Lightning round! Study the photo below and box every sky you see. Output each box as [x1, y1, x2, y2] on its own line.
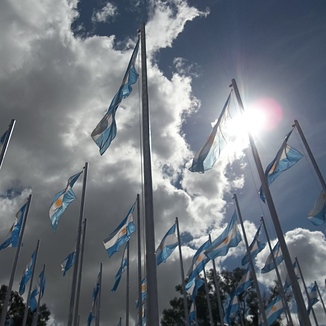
[0, 0, 326, 325]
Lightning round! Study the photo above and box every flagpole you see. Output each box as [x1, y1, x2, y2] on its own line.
[295, 257, 319, 325]
[22, 239, 40, 326]
[315, 281, 326, 316]
[293, 120, 326, 192]
[126, 241, 130, 326]
[0, 194, 32, 326]
[73, 218, 87, 326]
[68, 162, 88, 326]
[261, 216, 294, 325]
[208, 234, 224, 325]
[140, 22, 159, 325]
[202, 268, 214, 326]
[31, 264, 46, 326]
[233, 195, 268, 326]
[96, 263, 102, 326]
[0, 119, 16, 171]
[137, 194, 142, 326]
[175, 217, 189, 326]
[232, 78, 311, 326]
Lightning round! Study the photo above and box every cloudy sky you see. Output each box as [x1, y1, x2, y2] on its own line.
[1, 0, 326, 325]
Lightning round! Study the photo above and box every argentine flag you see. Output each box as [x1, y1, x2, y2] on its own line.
[156, 223, 178, 266]
[261, 241, 283, 274]
[308, 191, 326, 226]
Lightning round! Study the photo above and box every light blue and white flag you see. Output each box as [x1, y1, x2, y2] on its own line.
[19, 249, 37, 295]
[30, 269, 46, 312]
[0, 130, 8, 152]
[189, 301, 196, 325]
[156, 223, 178, 266]
[87, 270, 101, 326]
[234, 266, 252, 296]
[308, 191, 326, 226]
[0, 200, 28, 250]
[103, 202, 136, 257]
[49, 171, 83, 232]
[111, 243, 128, 292]
[261, 241, 283, 274]
[265, 295, 283, 325]
[283, 261, 299, 292]
[136, 278, 147, 309]
[186, 240, 211, 285]
[205, 211, 242, 261]
[61, 250, 76, 276]
[186, 277, 205, 301]
[259, 129, 303, 202]
[224, 294, 239, 325]
[189, 92, 232, 173]
[91, 38, 140, 155]
[242, 223, 265, 266]
[308, 283, 319, 315]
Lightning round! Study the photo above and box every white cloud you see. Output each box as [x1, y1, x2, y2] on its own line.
[92, 2, 117, 23]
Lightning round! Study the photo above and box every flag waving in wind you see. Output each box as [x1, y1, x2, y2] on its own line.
[308, 283, 319, 315]
[91, 37, 140, 155]
[111, 243, 128, 292]
[49, 171, 83, 232]
[19, 249, 37, 295]
[189, 92, 232, 173]
[0, 200, 28, 250]
[0, 130, 8, 153]
[259, 129, 303, 202]
[241, 223, 265, 266]
[156, 223, 178, 266]
[61, 250, 76, 276]
[103, 202, 136, 257]
[87, 270, 101, 326]
[308, 191, 326, 226]
[30, 269, 46, 312]
[205, 211, 242, 261]
[261, 241, 283, 274]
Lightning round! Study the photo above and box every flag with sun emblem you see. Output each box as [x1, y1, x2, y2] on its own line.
[156, 223, 178, 266]
[103, 202, 136, 257]
[49, 171, 83, 232]
[205, 211, 242, 260]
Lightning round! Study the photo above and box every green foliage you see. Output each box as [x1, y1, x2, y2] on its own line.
[0, 285, 50, 326]
[161, 268, 285, 326]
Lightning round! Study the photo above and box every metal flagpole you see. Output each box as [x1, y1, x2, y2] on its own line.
[126, 241, 130, 326]
[203, 268, 214, 325]
[294, 120, 326, 192]
[208, 234, 224, 325]
[137, 194, 143, 326]
[295, 257, 319, 326]
[0, 119, 16, 171]
[73, 219, 87, 326]
[140, 23, 159, 325]
[68, 162, 88, 326]
[232, 78, 311, 326]
[0, 194, 32, 326]
[261, 216, 294, 326]
[31, 264, 46, 326]
[96, 263, 102, 326]
[233, 194, 268, 326]
[22, 239, 40, 326]
[175, 217, 189, 326]
[315, 281, 326, 317]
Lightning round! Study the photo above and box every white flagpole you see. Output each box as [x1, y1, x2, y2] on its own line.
[0, 119, 16, 171]
[294, 120, 326, 192]
[261, 216, 294, 325]
[315, 281, 326, 317]
[140, 23, 159, 325]
[233, 194, 268, 326]
[202, 268, 214, 325]
[126, 241, 130, 326]
[208, 234, 224, 325]
[73, 218, 87, 325]
[175, 217, 189, 326]
[137, 194, 143, 326]
[295, 257, 319, 326]
[232, 78, 311, 326]
[0, 194, 32, 326]
[31, 264, 46, 326]
[95, 263, 102, 326]
[22, 239, 40, 326]
[68, 162, 88, 326]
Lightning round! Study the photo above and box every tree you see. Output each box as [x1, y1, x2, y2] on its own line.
[0, 285, 50, 326]
[161, 268, 284, 326]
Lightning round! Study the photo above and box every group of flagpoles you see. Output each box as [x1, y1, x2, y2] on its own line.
[22, 239, 40, 326]
[232, 79, 312, 325]
[0, 194, 32, 326]
[140, 22, 159, 325]
[68, 162, 88, 326]
[233, 194, 268, 326]
[0, 119, 15, 171]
